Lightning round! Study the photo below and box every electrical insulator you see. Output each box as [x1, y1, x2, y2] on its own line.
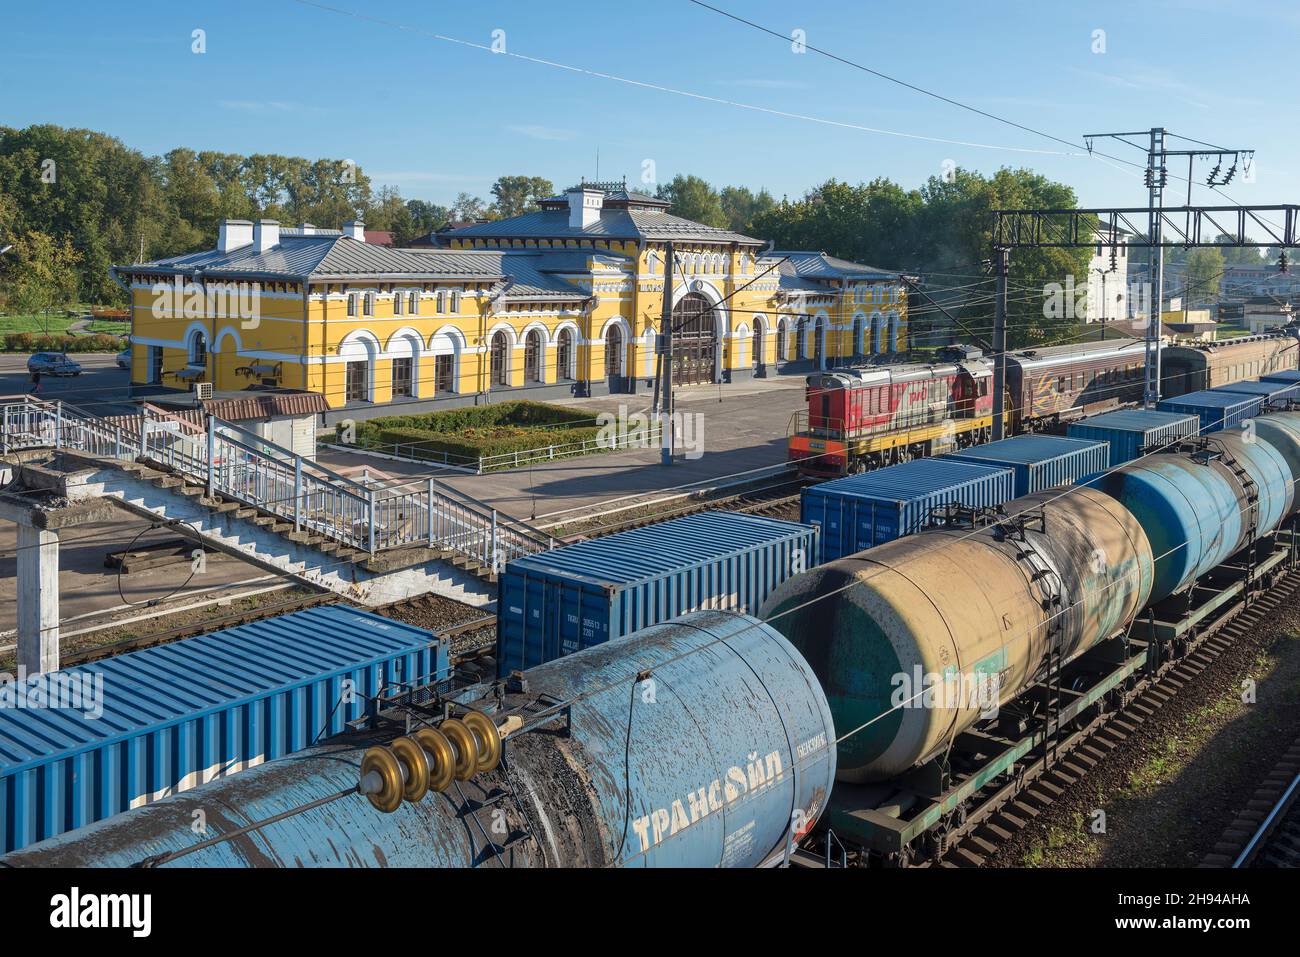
[1280, 252, 1291, 275]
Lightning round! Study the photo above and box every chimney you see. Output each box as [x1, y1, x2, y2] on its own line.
[253, 219, 280, 253]
[343, 220, 366, 241]
[566, 187, 603, 230]
[217, 219, 254, 254]
[299, 222, 316, 235]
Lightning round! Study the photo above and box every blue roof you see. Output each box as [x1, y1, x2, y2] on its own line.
[1160, 389, 1261, 409]
[507, 511, 814, 587]
[808, 458, 1010, 502]
[0, 605, 437, 773]
[945, 434, 1107, 465]
[1070, 409, 1200, 432]
[1211, 380, 1300, 399]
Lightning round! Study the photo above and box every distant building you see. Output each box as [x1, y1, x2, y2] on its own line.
[1087, 226, 1131, 323]
[363, 230, 394, 247]
[113, 181, 906, 420]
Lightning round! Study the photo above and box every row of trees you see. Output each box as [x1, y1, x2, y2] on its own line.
[0, 125, 564, 306]
[653, 170, 1091, 347]
[2, 124, 1108, 346]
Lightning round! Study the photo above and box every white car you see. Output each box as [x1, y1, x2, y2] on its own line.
[116, 349, 131, 370]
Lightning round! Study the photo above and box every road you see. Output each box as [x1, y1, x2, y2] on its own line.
[0, 352, 137, 417]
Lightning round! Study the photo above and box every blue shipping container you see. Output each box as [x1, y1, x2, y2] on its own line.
[1212, 379, 1300, 405]
[1068, 409, 1201, 464]
[1158, 390, 1264, 433]
[0, 604, 447, 853]
[943, 434, 1111, 496]
[801, 458, 1014, 562]
[1261, 370, 1300, 386]
[498, 511, 819, 672]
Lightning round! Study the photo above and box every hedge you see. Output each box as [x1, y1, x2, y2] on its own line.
[354, 400, 595, 442]
[346, 400, 658, 471]
[0, 332, 126, 353]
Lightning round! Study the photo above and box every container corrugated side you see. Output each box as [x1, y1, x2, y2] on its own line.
[800, 458, 1014, 562]
[497, 511, 819, 672]
[1067, 410, 1200, 464]
[1158, 390, 1264, 433]
[0, 605, 447, 853]
[943, 435, 1111, 496]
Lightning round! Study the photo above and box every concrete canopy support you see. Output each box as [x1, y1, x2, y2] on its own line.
[17, 524, 59, 675]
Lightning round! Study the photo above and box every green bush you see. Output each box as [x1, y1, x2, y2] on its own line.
[355, 400, 594, 442]
[0, 331, 126, 353]
[350, 400, 657, 471]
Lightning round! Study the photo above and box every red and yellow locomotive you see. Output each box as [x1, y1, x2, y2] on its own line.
[788, 354, 994, 476]
[789, 339, 1170, 476]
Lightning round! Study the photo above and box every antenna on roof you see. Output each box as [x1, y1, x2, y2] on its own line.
[595, 146, 600, 182]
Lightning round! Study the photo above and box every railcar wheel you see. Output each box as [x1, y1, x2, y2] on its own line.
[360, 746, 404, 813]
[441, 718, 478, 781]
[462, 710, 502, 773]
[390, 735, 430, 803]
[414, 727, 456, 793]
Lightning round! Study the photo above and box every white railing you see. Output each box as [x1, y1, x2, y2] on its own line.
[341, 422, 663, 474]
[0, 398, 551, 565]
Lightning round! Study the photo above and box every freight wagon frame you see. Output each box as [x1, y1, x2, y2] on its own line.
[810, 518, 1299, 867]
[788, 412, 995, 475]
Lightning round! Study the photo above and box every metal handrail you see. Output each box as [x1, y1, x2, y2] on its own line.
[0, 398, 552, 565]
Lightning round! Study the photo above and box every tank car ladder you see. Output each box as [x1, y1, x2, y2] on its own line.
[1207, 442, 1261, 607]
[996, 509, 1066, 770]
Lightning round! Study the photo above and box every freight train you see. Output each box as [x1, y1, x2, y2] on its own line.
[790, 332, 1299, 476]
[8, 381, 1300, 870]
[1, 612, 837, 868]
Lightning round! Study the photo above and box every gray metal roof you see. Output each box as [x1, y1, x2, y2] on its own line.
[772, 250, 898, 281]
[118, 235, 510, 283]
[440, 206, 763, 246]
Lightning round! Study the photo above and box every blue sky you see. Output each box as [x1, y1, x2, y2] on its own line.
[1, 0, 1295, 211]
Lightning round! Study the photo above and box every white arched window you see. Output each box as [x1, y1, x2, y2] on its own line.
[524, 329, 544, 383]
[556, 327, 576, 381]
[188, 329, 208, 366]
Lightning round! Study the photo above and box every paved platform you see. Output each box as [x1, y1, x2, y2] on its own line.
[317, 375, 809, 524]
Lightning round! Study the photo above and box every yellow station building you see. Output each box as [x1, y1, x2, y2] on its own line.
[115, 180, 908, 422]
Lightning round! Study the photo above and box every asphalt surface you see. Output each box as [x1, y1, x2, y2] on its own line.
[0, 352, 137, 417]
[316, 375, 809, 523]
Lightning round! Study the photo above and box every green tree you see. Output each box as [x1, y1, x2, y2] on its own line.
[406, 199, 452, 238]
[719, 185, 776, 235]
[490, 176, 554, 218]
[1183, 247, 1224, 303]
[3, 230, 82, 331]
[451, 192, 491, 221]
[655, 174, 727, 228]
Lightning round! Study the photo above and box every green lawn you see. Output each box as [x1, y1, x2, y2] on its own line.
[0, 312, 83, 335]
[84, 319, 130, 335]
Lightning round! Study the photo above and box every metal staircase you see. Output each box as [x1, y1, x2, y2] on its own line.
[0, 398, 551, 576]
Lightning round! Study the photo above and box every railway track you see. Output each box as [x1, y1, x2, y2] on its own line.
[1202, 738, 1300, 868]
[556, 475, 808, 540]
[917, 569, 1300, 869]
[58, 592, 338, 667]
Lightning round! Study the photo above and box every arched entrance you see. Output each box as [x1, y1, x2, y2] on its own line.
[671, 292, 717, 386]
[813, 316, 827, 369]
[605, 324, 625, 391]
[524, 329, 544, 383]
[490, 331, 510, 387]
